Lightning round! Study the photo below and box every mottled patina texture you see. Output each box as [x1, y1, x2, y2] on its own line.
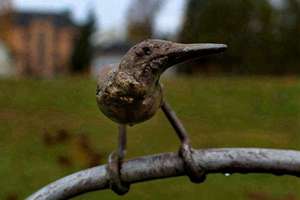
[96, 63, 162, 125]
[96, 39, 227, 125]
[96, 39, 227, 195]
[27, 148, 300, 200]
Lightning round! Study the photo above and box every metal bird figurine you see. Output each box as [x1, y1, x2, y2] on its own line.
[96, 39, 227, 195]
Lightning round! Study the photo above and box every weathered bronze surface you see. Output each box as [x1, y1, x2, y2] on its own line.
[96, 39, 227, 195]
[96, 39, 227, 125]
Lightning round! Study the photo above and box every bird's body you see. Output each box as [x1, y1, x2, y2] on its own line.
[96, 63, 162, 125]
[96, 39, 227, 195]
[96, 39, 226, 126]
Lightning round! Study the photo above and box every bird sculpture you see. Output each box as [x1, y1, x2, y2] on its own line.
[96, 39, 227, 195]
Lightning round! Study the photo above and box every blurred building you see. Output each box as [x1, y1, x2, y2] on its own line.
[0, 40, 13, 77]
[5, 11, 78, 77]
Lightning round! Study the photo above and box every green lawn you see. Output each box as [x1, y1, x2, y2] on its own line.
[1, 76, 300, 200]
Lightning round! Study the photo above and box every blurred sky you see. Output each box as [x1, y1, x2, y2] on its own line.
[13, 0, 185, 35]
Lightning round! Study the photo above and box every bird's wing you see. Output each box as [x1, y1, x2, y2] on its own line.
[96, 63, 119, 88]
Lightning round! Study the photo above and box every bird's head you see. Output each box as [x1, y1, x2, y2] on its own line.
[118, 39, 227, 86]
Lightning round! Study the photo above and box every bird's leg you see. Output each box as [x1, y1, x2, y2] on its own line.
[107, 124, 130, 195]
[161, 100, 206, 183]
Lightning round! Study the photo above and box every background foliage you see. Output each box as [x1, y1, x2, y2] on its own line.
[71, 11, 96, 73]
[178, 0, 300, 75]
[126, 0, 163, 43]
[2, 77, 300, 199]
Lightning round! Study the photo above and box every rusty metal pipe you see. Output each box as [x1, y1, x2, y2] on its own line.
[27, 148, 300, 200]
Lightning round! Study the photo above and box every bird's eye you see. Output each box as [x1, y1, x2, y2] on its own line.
[135, 48, 145, 57]
[142, 47, 152, 55]
[135, 47, 152, 57]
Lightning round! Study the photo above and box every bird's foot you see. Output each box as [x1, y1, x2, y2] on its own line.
[179, 143, 206, 183]
[107, 151, 130, 195]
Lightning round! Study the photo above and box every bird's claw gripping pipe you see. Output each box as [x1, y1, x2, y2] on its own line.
[161, 101, 206, 183]
[107, 152, 130, 195]
[107, 125, 130, 195]
[179, 144, 206, 183]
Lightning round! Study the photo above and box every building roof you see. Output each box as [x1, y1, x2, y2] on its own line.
[12, 10, 76, 27]
[93, 40, 132, 56]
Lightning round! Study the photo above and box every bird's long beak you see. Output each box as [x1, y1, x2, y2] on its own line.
[164, 43, 227, 68]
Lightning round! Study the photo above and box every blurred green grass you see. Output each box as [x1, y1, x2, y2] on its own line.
[1, 76, 300, 199]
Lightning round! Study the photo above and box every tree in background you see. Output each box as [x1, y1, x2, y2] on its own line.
[178, 0, 300, 75]
[71, 11, 96, 73]
[126, 0, 164, 43]
[276, 0, 300, 73]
